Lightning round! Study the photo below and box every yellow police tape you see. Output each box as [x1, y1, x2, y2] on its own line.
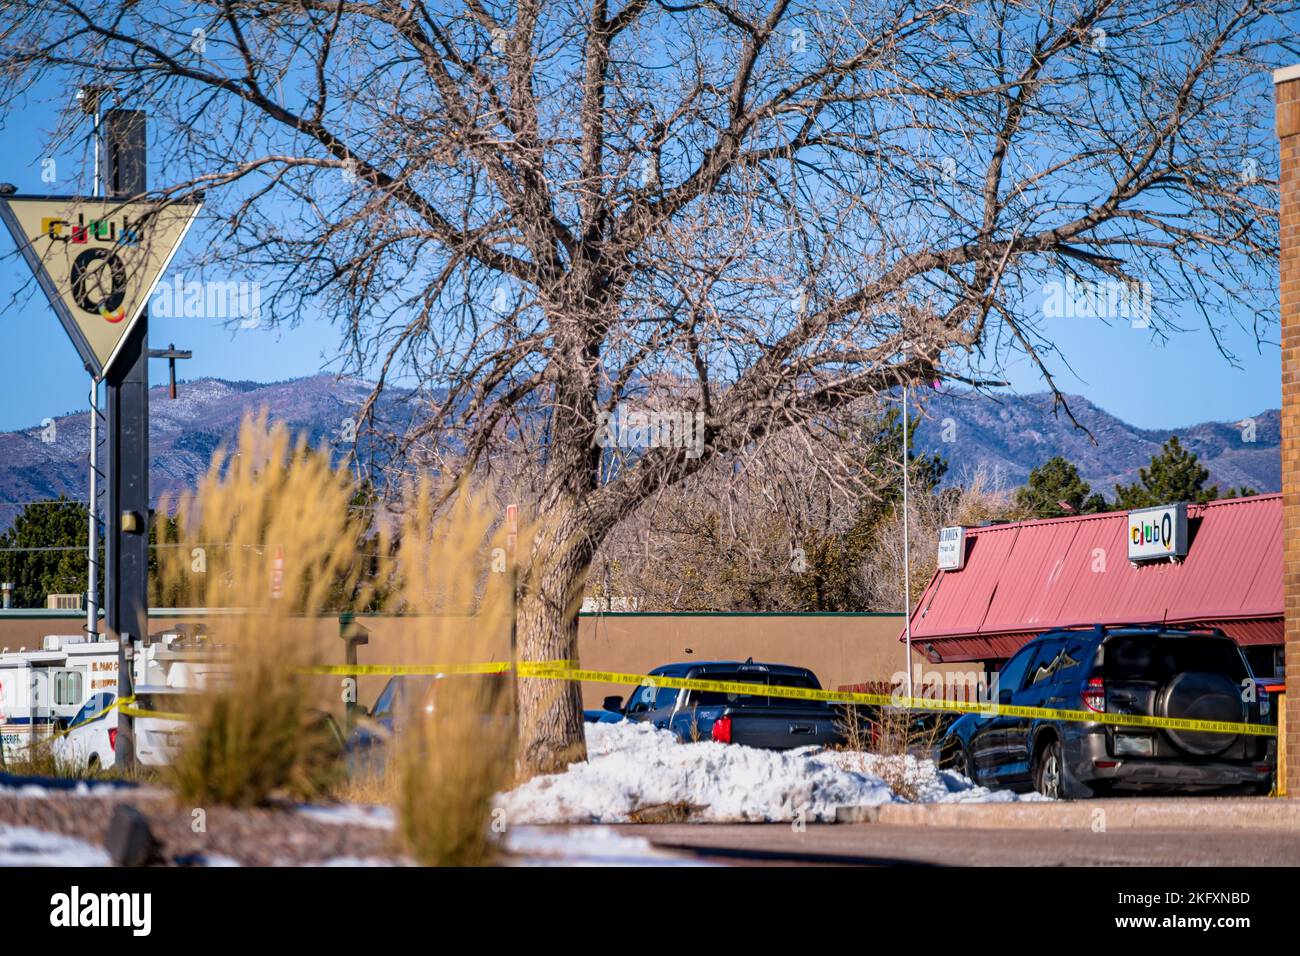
[55, 695, 188, 730]
[42, 694, 128, 742]
[305, 659, 1277, 738]
[43, 664, 1276, 739]
[118, 703, 187, 722]
[36, 694, 179, 744]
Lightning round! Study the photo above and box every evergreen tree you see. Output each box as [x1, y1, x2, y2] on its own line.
[1113, 436, 1234, 508]
[0, 497, 90, 607]
[0, 499, 185, 609]
[1014, 456, 1108, 518]
[875, 403, 948, 496]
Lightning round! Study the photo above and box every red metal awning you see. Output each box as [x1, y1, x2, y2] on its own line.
[903, 494, 1282, 662]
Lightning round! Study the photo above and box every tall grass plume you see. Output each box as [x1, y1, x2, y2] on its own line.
[157, 414, 364, 806]
[377, 485, 517, 866]
[157, 414, 521, 864]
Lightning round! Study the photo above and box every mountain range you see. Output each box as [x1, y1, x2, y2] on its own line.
[0, 374, 1280, 527]
[911, 388, 1279, 496]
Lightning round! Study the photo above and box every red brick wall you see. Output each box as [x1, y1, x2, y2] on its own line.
[1277, 69, 1300, 796]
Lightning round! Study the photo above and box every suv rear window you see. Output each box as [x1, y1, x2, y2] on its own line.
[1103, 635, 1248, 683]
[687, 671, 823, 708]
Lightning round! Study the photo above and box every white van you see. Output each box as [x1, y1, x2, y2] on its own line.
[4, 626, 227, 771]
[0, 637, 116, 764]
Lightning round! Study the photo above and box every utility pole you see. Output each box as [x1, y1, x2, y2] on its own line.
[102, 108, 149, 771]
[147, 343, 191, 399]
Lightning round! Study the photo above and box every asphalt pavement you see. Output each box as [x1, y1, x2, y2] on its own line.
[623, 798, 1300, 865]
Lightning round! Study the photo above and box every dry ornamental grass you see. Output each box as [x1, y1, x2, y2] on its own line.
[156, 416, 521, 864]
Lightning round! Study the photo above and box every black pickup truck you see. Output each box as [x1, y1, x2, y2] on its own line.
[606, 660, 844, 750]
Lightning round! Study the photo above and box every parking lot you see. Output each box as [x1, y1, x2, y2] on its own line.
[628, 798, 1300, 866]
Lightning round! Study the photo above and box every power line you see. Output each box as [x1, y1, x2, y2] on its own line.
[0, 496, 381, 510]
[0, 542, 387, 556]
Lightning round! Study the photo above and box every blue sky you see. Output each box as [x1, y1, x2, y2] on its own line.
[0, 85, 1282, 434]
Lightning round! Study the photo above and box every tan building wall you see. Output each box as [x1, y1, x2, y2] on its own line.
[574, 612, 964, 707]
[1278, 64, 1300, 797]
[0, 609, 971, 710]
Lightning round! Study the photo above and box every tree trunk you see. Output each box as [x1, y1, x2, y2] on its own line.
[514, 504, 594, 777]
[512, 307, 610, 777]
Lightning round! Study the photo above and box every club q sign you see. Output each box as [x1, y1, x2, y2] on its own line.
[0, 194, 201, 379]
[1127, 502, 1189, 562]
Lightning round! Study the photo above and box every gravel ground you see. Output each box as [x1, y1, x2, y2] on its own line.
[0, 787, 404, 866]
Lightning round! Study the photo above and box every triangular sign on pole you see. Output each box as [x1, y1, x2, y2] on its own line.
[0, 195, 201, 379]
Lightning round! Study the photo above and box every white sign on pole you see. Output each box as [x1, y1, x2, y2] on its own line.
[0, 195, 201, 378]
[937, 526, 967, 571]
[1127, 503, 1189, 562]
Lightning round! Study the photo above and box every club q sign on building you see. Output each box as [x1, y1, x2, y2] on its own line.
[1127, 502, 1190, 562]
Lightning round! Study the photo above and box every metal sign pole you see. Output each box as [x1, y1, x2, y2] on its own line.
[902, 383, 913, 697]
[102, 108, 149, 772]
[82, 86, 105, 644]
[88, 379, 100, 640]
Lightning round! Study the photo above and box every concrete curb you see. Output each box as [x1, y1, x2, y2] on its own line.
[835, 798, 1300, 829]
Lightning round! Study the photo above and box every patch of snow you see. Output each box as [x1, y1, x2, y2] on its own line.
[295, 801, 700, 866]
[0, 825, 110, 866]
[0, 783, 60, 797]
[504, 825, 709, 866]
[497, 720, 1042, 824]
[822, 751, 1051, 803]
[297, 803, 395, 830]
[302, 856, 409, 867]
[0, 779, 165, 798]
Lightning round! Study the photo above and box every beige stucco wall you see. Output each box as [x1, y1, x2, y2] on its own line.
[575, 613, 942, 706]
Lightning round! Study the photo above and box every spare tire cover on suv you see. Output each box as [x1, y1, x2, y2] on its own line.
[1156, 671, 1244, 756]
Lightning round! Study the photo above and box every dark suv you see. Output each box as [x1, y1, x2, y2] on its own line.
[939, 626, 1274, 799]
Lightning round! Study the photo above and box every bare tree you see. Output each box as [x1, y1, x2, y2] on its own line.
[592, 396, 943, 611]
[1, 0, 1292, 773]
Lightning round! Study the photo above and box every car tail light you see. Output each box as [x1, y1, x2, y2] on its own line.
[1082, 676, 1105, 713]
[108, 728, 118, 752]
[1255, 764, 1274, 773]
[711, 715, 732, 744]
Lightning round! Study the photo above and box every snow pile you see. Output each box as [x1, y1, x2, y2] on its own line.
[822, 751, 1048, 804]
[298, 803, 395, 830]
[0, 825, 110, 866]
[296, 803, 701, 865]
[0, 776, 161, 798]
[497, 720, 1040, 824]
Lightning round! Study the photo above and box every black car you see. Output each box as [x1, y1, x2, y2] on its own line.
[939, 625, 1274, 799]
[604, 659, 844, 750]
